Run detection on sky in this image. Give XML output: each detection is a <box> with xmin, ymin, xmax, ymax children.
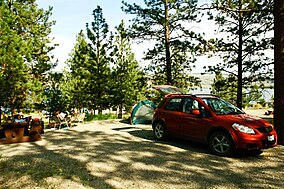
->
<box><xmin>37</xmin><ymin>0</ymin><xmax>146</xmax><ymax>71</ymax></box>
<box><xmin>37</xmin><ymin>0</ymin><xmax>215</xmax><ymax>72</ymax></box>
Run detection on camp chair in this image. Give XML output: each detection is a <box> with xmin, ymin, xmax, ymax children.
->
<box><xmin>70</xmin><ymin>112</ymin><xmax>85</xmax><ymax>124</ymax></box>
<box><xmin>57</xmin><ymin>114</ymin><xmax>71</xmax><ymax>129</ymax></box>
<box><xmin>48</xmin><ymin>115</ymin><xmax>60</xmax><ymax>129</ymax></box>
<box><xmin>79</xmin><ymin>113</ymin><xmax>86</xmax><ymax>123</ymax></box>
<box><xmin>49</xmin><ymin>115</ymin><xmax>69</xmax><ymax>129</ymax></box>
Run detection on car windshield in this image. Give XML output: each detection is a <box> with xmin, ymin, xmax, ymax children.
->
<box><xmin>201</xmin><ymin>98</ymin><xmax>244</xmax><ymax>115</ymax></box>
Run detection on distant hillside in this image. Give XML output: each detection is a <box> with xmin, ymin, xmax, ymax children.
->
<box><xmin>191</xmin><ymin>73</ymin><xmax>214</xmax><ymax>88</ymax></box>
<box><xmin>190</xmin><ymin>73</ymin><xmax>274</xmax><ymax>101</ymax></box>
<box><xmin>191</xmin><ymin>73</ymin><xmax>274</xmax><ymax>89</ymax></box>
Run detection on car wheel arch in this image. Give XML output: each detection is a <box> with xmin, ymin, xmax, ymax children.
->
<box><xmin>152</xmin><ymin>119</ymin><xmax>166</xmax><ymax>129</ymax></box>
<box><xmin>208</xmin><ymin>130</ymin><xmax>236</xmax><ymax>156</ymax></box>
<box><xmin>152</xmin><ymin>120</ymin><xmax>167</xmax><ymax>140</ymax></box>
<box><xmin>206</xmin><ymin>127</ymin><xmax>236</xmax><ymax>146</ymax></box>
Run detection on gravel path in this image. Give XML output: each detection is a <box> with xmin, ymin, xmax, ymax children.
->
<box><xmin>0</xmin><ymin>120</ymin><xmax>283</xmax><ymax>189</ymax></box>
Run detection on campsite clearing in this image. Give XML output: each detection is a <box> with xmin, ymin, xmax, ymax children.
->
<box><xmin>0</xmin><ymin>120</ymin><xmax>283</xmax><ymax>189</ymax></box>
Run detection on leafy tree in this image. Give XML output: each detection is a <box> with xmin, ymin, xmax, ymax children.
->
<box><xmin>122</xmin><ymin>0</ymin><xmax>202</xmax><ymax>89</ymax></box>
<box><xmin>0</xmin><ymin>0</ymin><xmax>56</xmax><ymax>120</ymax></box>
<box><xmin>85</xmin><ymin>6</ymin><xmax>113</xmax><ymax>114</ymax></box>
<box><xmin>111</xmin><ymin>20</ymin><xmax>146</xmax><ymax>118</ymax></box>
<box><xmin>205</xmin><ymin>0</ymin><xmax>273</xmax><ymax>108</ymax></box>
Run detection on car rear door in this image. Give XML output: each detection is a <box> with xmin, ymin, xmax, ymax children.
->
<box><xmin>161</xmin><ymin>98</ymin><xmax>183</xmax><ymax>135</ymax></box>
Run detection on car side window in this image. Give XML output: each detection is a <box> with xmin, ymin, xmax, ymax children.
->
<box><xmin>183</xmin><ymin>99</ymin><xmax>211</xmax><ymax>117</ymax></box>
<box><xmin>183</xmin><ymin>99</ymin><xmax>199</xmax><ymax>113</ymax></box>
<box><xmin>200</xmin><ymin>105</ymin><xmax>211</xmax><ymax>117</ymax></box>
<box><xmin>165</xmin><ymin>98</ymin><xmax>182</xmax><ymax>111</ymax></box>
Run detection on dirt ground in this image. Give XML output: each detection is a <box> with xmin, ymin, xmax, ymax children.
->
<box><xmin>0</xmin><ymin>120</ymin><xmax>283</xmax><ymax>189</ymax></box>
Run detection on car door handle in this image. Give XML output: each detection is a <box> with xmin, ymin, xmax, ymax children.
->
<box><xmin>179</xmin><ymin>115</ymin><xmax>193</xmax><ymax>119</ymax></box>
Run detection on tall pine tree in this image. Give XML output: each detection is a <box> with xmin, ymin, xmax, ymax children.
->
<box><xmin>205</xmin><ymin>0</ymin><xmax>273</xmax><ymax>108</ymax></box>
<box><xmin>64</xmin><ymin>30</ymin><xmax>90</xmax><ymax>110</ymax></box>
<box><xmin>122</xmin><ymin>0</ymin><xmax>202</xmax><ymax>89</ymax></box>
<box><xmin>111</xmin><ymin>20</ymin><xmax>146</xmax><ymax>118</ymax></box>
<box><xmin>86</xmin><ymin>6</ymin><xmax>112</xmax><ymax>114</ymax></box>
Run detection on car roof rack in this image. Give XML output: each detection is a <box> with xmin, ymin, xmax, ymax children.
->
<box><xmin>191</xmin><ymin>94</ymin><xmax>220</xmax><ymax>98</ymax></box>
<box><xmin>165</xmin><ymin>93</ymin><xmax>219</xmax><ymax>98</ymax></box>
<box><xmin>165</xmin><ymin>93</ymin><xmax>220</xmax><ymax>98</ymax></box>
<box><xmin>165</xmin><ymin>93</ymin><xmax>192</xmax><ymax>97</ymax></box>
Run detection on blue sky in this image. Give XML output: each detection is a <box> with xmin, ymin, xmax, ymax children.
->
<box><xmin>37</xmin><ymin>0</ymin><xmax>142</xmax><ymax>70</ymax></box>
<box><xmin>37</xmin><ymin>0</ymin><xmax>215</xmax><ymax>72</ymax></box>
<box><xmin>37</xmin><ymin>0</ymin><xmax>139</xmax><ymax>36</ymax></box>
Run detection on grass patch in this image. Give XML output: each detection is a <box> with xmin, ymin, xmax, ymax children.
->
<box><xmin>86</xmin><ymin>113</ymin><xmax>118</xmax><ymax>121</ymax></box>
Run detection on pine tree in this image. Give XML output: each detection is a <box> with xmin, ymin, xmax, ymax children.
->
<box><xmin>206</xmin><ymin>0</ymin><xmax>273</xmax><ymax>108</ymax></box>
<box><xmin>64</xmin><ymin>30</ymin><xmax>90</xmax><ymax>110</ymax></box>
<box><xmin>86</xmin><ymin>6</ymin><xmax>112</xmax><ymax>114</ymax></box>
<box><xmin>111</xmin><ymin>20</ymin><xmax>146</xmax><ymax>118</ymax></box>
<box><xmin>122</xmin><ymin>0</ymin><xmax>202</xmax><ymax>88</ymax></box>
<box><xmin>211</xmin><ymin>71</ymin><xmax>264</xmax><ymax>107</ymax></box>
<box><xmin>41</xmin><ymin>72</ymin><xmax>67</xmax><ymax>116</ymax></box>
<box><xmin>0</xmin><ymin>0</ymin><xmax>56</xmax><ymax>119</ymax></box>
<box><xmin>211</xmin><ymin>72</ymin><xmax>238</xmax><ymax>104</ymax></box>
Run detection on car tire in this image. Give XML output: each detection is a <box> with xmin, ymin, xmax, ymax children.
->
<box><xmin>153</xmin><ymin>122</ymin><xmax>166</xmax><ymax>140</ymax></box>
<box><xmin>209</xmin><ymin>131</ymin><xmax>234</xmax><ymax>157</ymax></box>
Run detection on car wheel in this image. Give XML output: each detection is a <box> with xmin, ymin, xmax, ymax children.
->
<box><xmin>209</xmin><ymin>131</ymin><xmax>234</xmax><ymax>156</ymax></box>
<box><xmin>153</xmin><ymin>122</ymin><xmax>166</xmax><ymax>140</ymax></box>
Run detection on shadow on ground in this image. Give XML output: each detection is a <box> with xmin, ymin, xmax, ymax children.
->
<box><xmin>0</xmin><ymin>121</ymin><xmax>283</xmax><ymax>189</ymax></box>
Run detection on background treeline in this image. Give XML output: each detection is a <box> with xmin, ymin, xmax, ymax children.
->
<box><xmin>0</xmin><ymin>0</ymin><xmax>274</xmax><ymax>120</ymax></box>
<box><xmin>0</xmin><ymin>0</ymin><xmax>57</xmax><ymax>119</ymax></box>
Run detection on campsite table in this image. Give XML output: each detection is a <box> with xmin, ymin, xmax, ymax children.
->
<box><xmin>1</xmin><ymin>122</ymin><xmax>29</xmax><ymax>142</ymax></box>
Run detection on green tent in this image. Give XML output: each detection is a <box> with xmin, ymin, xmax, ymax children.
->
<box><xmin>131</xmin><ymin>100</ymin><xmax>156</xmax><ymax>125</ymax></box>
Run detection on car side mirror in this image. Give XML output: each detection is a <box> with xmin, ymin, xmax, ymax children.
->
<box><xmin>191</xmin><ymin>109</ymin><xmax>201</xmax><ymax>115</ymax></box>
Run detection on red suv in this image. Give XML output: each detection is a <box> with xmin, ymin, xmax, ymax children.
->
<box><xmin>152</xmin><ymin>85</ymin><xmax>277</xmax><ymax>156</ymax></box>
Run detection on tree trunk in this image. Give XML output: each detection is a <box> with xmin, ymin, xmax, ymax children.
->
<box><xmin>274</xmin><ymin>0</ymin><xmax>284</xmax><ymax>145</ymax></box>
<box><xmin>118</xmin><ymin>104</ymin><xmax>123</xmax><ymax>119</ymax></box>
<box><xmin>237</xmin><ymin>0</ymin><xmax>243</xmax><ymax>109</ymax></box>
<box><xmin>0</xmin><ymin>106</ymin><xmax>2</xmax><ymax>125</ymax></box>
<box><xmin>164</xmin><ymin>0</ymin><xmax>172</xmax><ymax>85</ymax></box>
<box><xmin>98</xmin><ymin>109</ymin><xmax>102</xmax><ymax>115</ymax></box>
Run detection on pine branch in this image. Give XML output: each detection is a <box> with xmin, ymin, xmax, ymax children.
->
<box><xmin>197</xmin><ymin>4</ymin><xmax>273</xmax><ymax>13</ymax></box>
